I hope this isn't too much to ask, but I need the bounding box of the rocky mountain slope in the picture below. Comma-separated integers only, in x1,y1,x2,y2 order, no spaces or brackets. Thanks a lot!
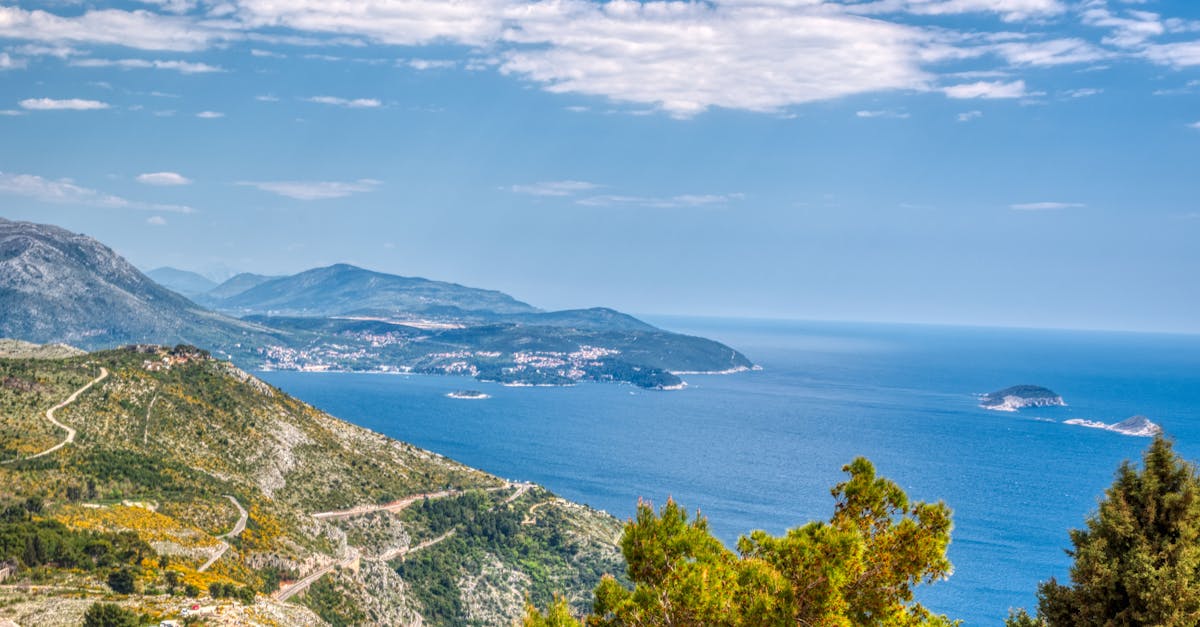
0,218,283,353
0,345,623,625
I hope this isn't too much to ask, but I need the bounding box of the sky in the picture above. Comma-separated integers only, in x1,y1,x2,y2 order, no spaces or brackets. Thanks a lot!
0,0,1198,333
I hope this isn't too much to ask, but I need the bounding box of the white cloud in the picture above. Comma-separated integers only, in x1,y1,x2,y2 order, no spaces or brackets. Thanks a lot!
1188,121,1200,130
19,97,110,110
136,0,201,15
1142,41,1200,68
0,110,24,116
856,109,910,119
500,1,936,116
6,0,1199,119
304,96,382,108
0,171,194,212
957,110,983,122
882,0,1066,22
230,0,512,47
195,110,224,118
990,38,1111,66
1062,87,1102,98
70,58,223,73
1010,201,1085,210
8,44,79,58
406,59,457,70
255,95,280,102
237,179,382,200
136,171,191,186
0,52,26,70
1081,5,1163,48
510,180,600,196
943,80,1028,99
576,192,744,208
146,215,168,226
0,6,228,52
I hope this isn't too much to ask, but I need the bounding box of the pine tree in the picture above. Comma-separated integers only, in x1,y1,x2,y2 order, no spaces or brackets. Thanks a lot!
527,457,956,626
1009,435,1200,626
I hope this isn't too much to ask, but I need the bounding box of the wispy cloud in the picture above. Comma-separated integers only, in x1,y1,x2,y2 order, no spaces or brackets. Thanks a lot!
0,109,25,117
856,109,910,119
195,110,224,118
146,215,168,226
405,59,457,70
577,192,744,208
0,171,194,212
510,180,600,197
1010,201,1085,211
0,5,226,52
1062,87,1102,99
19,97,110,110
70,58,223,73
943,80,1028,99
0,52,26,70
237,179,382,200
957,110,983,122
136,171,192,186
304,96,383,108
255,95,280,102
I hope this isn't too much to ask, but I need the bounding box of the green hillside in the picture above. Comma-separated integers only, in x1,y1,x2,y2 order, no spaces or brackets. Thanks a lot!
0,346,622,626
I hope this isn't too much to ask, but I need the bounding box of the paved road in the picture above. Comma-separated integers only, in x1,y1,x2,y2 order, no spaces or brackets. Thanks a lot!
278,482,536,600
197,495,248,573
2,367,108,464
273,553,359,602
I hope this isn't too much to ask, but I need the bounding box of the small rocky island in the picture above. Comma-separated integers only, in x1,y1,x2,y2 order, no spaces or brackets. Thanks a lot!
980,385,1066,412
447,389,490,400
1065,415,1162,437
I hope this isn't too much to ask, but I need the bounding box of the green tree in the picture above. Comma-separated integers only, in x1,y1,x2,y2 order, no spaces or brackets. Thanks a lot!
107,568,136,594
525,595,583,627
1007,435,1200,626
82,602,139,627
527,457,956,626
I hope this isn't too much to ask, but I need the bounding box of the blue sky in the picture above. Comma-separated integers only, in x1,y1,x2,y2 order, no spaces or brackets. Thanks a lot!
1,0,1198,332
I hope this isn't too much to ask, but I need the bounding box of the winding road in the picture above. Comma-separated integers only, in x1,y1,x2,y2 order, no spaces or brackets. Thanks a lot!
276,482,535,601
197,495,248,573
1,367,108,464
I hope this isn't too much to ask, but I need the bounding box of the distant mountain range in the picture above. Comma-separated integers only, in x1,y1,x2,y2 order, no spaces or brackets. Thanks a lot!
1,217,753,388
145,266,218,296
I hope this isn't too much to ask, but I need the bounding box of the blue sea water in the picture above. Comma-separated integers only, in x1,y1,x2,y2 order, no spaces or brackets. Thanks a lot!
258,318,1200,625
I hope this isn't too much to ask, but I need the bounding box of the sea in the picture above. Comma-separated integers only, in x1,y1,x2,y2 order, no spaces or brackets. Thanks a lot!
258,317,1200,625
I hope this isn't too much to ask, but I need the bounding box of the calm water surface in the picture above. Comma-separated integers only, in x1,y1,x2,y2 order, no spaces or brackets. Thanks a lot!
259,318,1200,625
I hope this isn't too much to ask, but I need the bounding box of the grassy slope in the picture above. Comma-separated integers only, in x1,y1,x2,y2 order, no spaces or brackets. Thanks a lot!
0,347,622,626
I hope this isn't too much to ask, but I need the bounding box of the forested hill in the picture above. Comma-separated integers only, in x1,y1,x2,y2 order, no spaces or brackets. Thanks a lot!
0,345,623,626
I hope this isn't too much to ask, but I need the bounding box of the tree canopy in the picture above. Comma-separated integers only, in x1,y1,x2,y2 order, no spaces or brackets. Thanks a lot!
527,457,956,626
1008,435,1200,626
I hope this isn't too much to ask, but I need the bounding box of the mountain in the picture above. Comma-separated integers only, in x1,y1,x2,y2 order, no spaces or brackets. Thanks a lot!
204,272,279,301
211,264,540,318
0,218,283,353
0,346,623,625
0,218,754,388
145,266,218,296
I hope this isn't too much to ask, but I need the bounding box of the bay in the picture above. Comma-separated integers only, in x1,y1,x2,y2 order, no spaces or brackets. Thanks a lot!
259,318,1200,624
